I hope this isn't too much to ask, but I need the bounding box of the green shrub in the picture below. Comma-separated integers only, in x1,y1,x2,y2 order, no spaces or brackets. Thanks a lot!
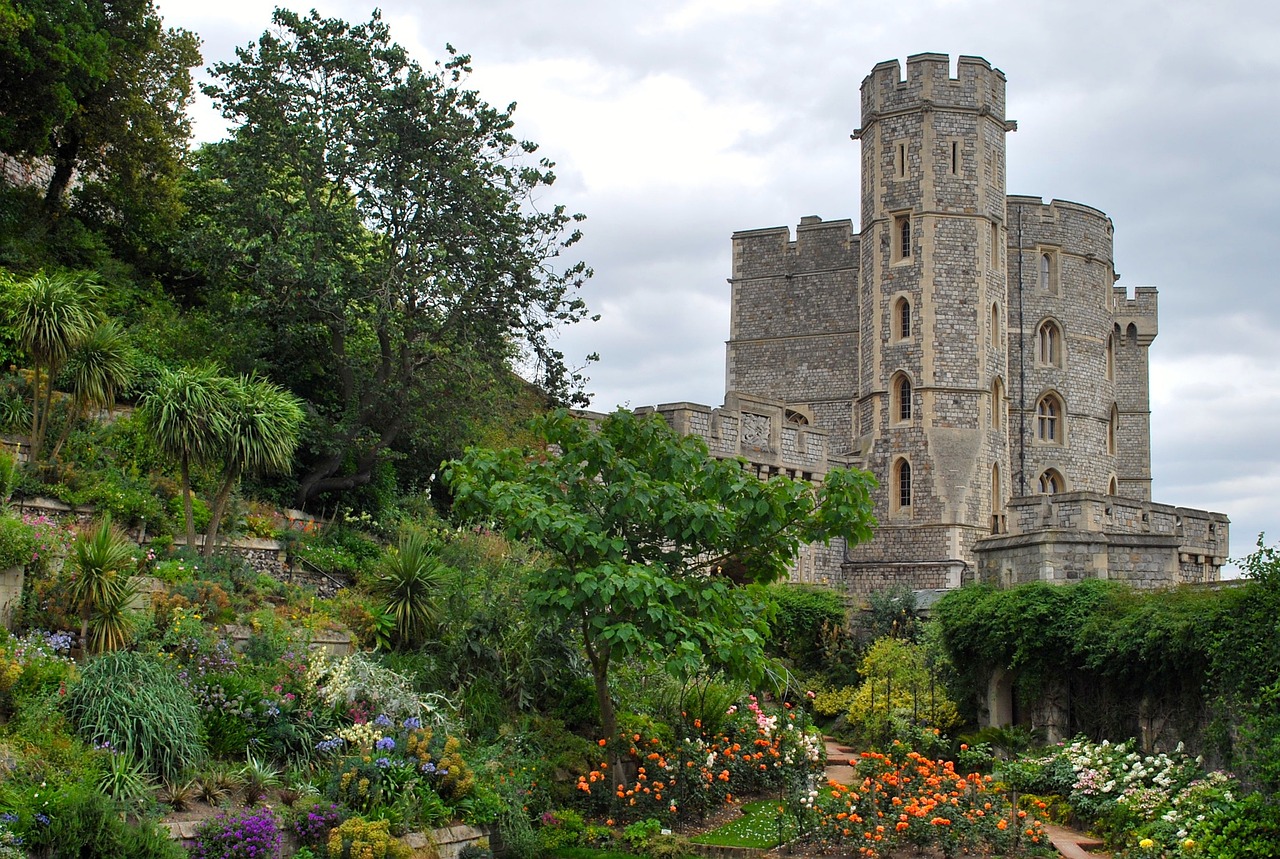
1192,791,1280,859
538,808,587,851
11,779,182,859
0,515,34,570
63,650,204,779
765,584,847,671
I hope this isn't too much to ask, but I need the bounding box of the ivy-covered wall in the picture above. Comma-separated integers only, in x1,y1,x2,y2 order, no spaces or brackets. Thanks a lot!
933,550,1280,794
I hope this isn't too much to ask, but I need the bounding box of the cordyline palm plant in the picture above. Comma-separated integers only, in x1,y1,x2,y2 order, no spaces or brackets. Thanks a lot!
69,514,137,653
202,374,304,556
371,529,451,649
140,365,227,551
47,318,133,461
8,270,100,461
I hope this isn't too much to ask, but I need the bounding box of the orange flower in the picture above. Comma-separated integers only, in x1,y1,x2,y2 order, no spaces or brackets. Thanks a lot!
997,819,1008,831
598,738,607,746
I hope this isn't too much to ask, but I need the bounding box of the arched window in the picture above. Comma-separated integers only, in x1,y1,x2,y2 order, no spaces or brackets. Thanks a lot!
991,377,1005,430
990,303,1001,347
1039,252,1054,291
894,297,911,340
1127,322,1138,346
1108,475,1119,496
892,373,913,424
1106,333,1115,381
894,215,912,261
1036,393,1064,444
1037,320,1064,367
1108,404,1119,455
893,458,912,511
1038,469,1065,494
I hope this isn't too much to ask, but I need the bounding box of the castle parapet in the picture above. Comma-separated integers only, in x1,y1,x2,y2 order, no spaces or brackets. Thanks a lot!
636,393,830,479
860,53,1006,125
731,217,857,280
1112,286,1159,342
973,491,1228,587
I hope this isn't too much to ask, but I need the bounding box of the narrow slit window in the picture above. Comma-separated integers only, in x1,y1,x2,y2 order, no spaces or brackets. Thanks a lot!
896,459,912,509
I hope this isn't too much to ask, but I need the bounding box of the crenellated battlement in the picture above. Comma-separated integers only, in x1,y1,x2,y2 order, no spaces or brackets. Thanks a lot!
635,395,831,478
860,53,1006,124
1112,286,1158,341
731,216,857,280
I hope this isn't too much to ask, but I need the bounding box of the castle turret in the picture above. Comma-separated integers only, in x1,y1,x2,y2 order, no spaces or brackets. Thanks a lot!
845,53,1016,587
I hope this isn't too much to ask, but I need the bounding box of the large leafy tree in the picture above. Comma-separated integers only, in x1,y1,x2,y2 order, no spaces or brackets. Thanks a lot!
0,0,199,248
185,9,592,509
446,409,877,763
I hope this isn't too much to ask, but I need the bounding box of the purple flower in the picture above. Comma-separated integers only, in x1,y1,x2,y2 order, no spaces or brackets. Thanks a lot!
375,736,395,751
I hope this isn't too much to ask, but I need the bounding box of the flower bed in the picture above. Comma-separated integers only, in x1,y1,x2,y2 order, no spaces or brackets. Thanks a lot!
798,743,1048,858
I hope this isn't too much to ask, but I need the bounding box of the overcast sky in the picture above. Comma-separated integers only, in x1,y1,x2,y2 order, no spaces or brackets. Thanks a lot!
155,0,1280,566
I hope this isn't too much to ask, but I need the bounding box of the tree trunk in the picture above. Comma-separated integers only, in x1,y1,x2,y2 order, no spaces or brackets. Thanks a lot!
44,131,80,213
48,398,84,462
203,471,238,557
181,456,196,552
584,629,620,789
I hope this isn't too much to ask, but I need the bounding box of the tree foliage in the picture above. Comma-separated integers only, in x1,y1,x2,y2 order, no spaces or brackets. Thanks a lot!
4,268,100,460
184,9,592,509
0,0,199,252
446,408,876,754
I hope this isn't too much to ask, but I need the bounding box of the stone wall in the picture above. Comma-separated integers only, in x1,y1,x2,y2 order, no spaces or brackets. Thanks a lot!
972,491,1228,586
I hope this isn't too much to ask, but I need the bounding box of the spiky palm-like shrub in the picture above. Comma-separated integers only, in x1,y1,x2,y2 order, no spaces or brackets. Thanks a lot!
48,318,133,460
67,514,136,652
371,530,450,649
7,270,99,460
64,650,204,780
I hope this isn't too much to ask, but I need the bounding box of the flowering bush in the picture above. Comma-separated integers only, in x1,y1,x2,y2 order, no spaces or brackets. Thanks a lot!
576,696,825,825
800,743,1047,858
315,715,469,828
289,800,344,850
189,807,282,859
1009,736,1236,855
305,651,452,724
326,816,410,859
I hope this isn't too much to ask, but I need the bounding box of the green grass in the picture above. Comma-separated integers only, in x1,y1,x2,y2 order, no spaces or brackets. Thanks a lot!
690,800,797,848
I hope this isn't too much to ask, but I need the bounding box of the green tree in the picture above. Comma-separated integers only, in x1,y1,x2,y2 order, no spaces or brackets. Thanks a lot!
0,0,199,239
845,636,960,746
185,9,592,509
5,269,98,460
139,364,226,550
201,373,303,556
446,408,876,765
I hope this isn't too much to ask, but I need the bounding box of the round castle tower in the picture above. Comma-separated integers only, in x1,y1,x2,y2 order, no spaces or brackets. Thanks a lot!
1005,196,1130,499
849,53,1014,583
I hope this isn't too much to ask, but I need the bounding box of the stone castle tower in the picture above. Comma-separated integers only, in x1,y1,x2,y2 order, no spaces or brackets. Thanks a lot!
643,53,1226,591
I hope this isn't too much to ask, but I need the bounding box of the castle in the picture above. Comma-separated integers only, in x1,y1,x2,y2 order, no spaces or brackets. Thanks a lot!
638,53,1228,594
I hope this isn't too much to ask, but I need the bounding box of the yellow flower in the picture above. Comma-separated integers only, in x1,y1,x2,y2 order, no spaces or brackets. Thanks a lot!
1139,838,1155,849
1183,840,1196,850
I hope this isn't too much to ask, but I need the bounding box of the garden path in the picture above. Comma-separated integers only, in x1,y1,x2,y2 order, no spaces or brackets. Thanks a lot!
821,737,856,784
